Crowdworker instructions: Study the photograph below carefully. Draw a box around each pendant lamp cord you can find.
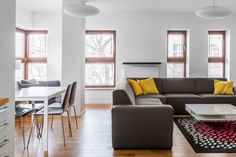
[81,0,86,5]
[212,0,216,6]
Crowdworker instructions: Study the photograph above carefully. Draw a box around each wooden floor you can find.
[15,105,236,157]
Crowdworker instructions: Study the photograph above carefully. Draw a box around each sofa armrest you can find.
[112,105,173,149]
[113,79,135,105]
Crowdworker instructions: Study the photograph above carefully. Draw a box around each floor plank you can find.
[15,105,236,157]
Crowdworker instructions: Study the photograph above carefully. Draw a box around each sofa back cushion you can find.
[195,78,227,94]
[162,78,196,94]
[153,78,163,94]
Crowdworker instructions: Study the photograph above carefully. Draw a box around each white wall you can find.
[62,0,85,115]
[86,12,236,104]
[32,13,62,81]
[0,0,15,156]
[86,89,112,104]
[16,6,32,28]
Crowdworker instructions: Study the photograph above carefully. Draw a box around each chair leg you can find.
[21,117,26,149]
[61,115,66,146]
[35,116,41,139]
[72,105,78,129]
[41,116,44,138]
[67,111,72,137]
[51,115,54,130]
[26,116,35,148]
[19,117,21,129]
[38,116,44,138]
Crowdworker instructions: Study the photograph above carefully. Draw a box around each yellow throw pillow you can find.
[138,78,159,95]
[128,79,144,96]
[214,80,234,95]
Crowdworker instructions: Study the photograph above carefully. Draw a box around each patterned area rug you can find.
[174,117,236,153]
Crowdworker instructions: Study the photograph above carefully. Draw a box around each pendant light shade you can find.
[195,0,232,19]
[64,4,100,18]
[195,6,232,19]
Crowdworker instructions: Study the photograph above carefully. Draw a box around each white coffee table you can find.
[185,104,236,121]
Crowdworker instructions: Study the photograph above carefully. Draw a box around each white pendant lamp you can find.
[64,0,100,18]
[195,0,232,19]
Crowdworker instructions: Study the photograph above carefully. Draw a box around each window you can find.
[85,30,116,88]
[15,28,48,81]
[208,31,225,78]
[167,31,187,77]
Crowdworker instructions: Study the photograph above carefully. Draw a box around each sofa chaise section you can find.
[112,79,174,149]
[112,105,173,149]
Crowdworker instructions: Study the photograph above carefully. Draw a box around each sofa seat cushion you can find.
[199,94,236,106]
[165,94,203,114]
[136,94,166,104]
[135,97,163,105]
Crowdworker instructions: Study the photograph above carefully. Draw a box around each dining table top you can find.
[15,86,67,100]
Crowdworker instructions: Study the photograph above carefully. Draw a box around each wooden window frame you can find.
[85,30,116,88]
[208,31,226,78]
[167,30,187,77]
[16,28,48,80]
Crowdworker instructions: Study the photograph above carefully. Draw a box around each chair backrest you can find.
[62,84,72,110]
[69,82,77,106]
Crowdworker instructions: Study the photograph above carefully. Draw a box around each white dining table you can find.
[15,86,67,156]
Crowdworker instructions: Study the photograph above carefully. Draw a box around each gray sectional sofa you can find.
[112,77,236,149]
[113,78,236,114]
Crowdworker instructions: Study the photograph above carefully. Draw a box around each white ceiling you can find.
[16,0,236,13]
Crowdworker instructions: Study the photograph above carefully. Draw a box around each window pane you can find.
[168,34,185,58]
[208,34,223,58]
[16,32,24,58]
[85,63,114,86]
[29,34,47,58]
[28,63,47,81]
[15,60,24,81]
[208,63,223,78]
[85,33,114,57]
[167,63,184,78]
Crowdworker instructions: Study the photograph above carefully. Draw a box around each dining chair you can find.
[69,81,78,129]
[35,84,72,146]
[15,104,41,149]
[49,82,78,134]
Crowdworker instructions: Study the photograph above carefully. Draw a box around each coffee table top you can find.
[185,104,236,121]
[186,104,236,115]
